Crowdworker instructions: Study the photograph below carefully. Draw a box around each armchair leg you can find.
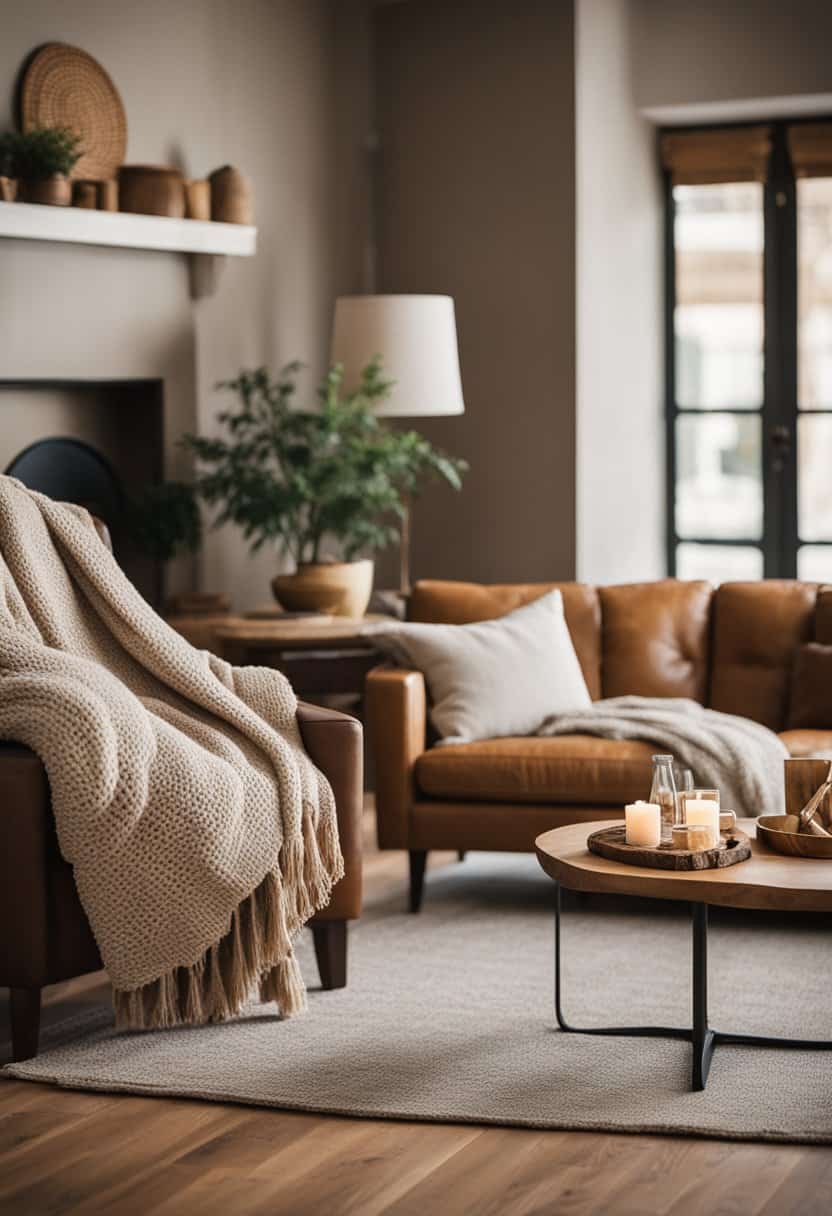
[10,987,41,1062]
[311,921,348,990]
[409,849,427,913]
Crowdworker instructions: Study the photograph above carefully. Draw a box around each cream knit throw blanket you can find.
[0,477,342,1030]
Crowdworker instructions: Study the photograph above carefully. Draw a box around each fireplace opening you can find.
[0,379,165,607]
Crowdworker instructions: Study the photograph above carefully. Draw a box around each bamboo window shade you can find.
[660,126,772,184]
[788,124,832,178]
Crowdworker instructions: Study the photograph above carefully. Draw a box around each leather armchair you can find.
[0,701,363,1061]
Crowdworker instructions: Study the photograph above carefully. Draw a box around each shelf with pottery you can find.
[0,200,256,257]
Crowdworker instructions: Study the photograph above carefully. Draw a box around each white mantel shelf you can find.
[0,201,257,257]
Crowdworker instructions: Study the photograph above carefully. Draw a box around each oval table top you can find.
[535,819,832,913]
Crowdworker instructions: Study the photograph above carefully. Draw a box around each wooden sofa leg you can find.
[10,987,41,1062]
[409,850,427,913]
[312,921,347,990]
[458,850,467,862]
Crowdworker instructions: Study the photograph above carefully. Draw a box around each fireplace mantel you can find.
[0,201,256,257]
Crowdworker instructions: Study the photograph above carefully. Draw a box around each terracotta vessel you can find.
[19,174,72,206]
[72,180,98,209]
[98,180,118,211]
[118,165,185,217]
[0,176,17,202]
[209,165,253,224]
[185,179,211,220]
[272,560,374,619]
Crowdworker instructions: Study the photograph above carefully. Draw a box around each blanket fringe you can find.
[113,802,341,1031]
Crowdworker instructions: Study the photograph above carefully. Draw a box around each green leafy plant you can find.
[0,126,83,179]
[127,481,202,563]
[182,358,467,565]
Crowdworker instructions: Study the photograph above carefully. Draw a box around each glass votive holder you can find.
[679,789,721,848]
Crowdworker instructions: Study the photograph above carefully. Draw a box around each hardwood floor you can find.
[1,804,829,1216]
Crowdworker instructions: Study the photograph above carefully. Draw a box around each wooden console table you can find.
[212,615,386,701]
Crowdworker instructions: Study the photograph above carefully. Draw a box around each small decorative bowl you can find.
[757,814,832,859]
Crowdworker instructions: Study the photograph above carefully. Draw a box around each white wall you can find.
[0,0,338,609]
[575,0,665,585]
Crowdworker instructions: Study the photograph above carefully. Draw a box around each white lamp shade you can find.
[330,294,465,417]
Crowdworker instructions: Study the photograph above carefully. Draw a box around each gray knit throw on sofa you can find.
[539,696,788,817]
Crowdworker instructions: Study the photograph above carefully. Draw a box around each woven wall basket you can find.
[20,43,127,181]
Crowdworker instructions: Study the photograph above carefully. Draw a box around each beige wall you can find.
[575,0,664,584]
[373,0,576,585]
[0,0,338,609]
[631,0,832,119]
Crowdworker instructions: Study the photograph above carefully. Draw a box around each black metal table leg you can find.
[553,882,832,1093]
[691,901,715,1091]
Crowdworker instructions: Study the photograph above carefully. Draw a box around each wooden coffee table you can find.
[536,819,832,1091]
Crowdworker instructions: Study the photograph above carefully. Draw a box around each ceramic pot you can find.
[272,559,374,619]
[208,165,253,224]
[19,174,72,206]
[185,179,211,220]
[72,180,99,209]
[118,165,185,217]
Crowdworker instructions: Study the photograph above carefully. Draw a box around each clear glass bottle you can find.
[649,754,678,844]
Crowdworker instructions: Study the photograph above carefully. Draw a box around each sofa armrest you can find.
[364,666,427,849]
[296,701,363,921]
[0,743,53,984]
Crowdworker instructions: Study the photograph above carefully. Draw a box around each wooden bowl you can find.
[118,165,185,217]
[757,815,832,859]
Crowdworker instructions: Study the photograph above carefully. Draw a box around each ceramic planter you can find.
[18,174,72,206]
[271,559,374,619]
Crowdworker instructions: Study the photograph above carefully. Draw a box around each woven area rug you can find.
[5,854,831,1143]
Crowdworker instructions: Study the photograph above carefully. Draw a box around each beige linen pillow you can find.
[365,590,591,745]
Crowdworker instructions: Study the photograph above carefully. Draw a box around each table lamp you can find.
[330,294,465,595]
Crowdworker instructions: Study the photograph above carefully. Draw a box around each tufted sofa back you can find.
[408,577,828,732]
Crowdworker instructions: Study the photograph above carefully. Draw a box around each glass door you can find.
[797,176,832,581]
[665,120,832,582]
[670,181,767,581]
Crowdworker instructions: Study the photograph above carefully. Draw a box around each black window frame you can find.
[663,116,832,581]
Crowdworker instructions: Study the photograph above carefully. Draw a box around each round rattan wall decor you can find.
[19,43,127,181]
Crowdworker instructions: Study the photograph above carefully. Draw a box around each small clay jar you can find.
[209,165,253,224]
[98,180,118,211]
[118,165,185,217]
[72,180,99,209]
[19,174,72,206]
[185,178,211,221]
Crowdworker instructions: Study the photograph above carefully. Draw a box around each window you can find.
[663,121,832,581]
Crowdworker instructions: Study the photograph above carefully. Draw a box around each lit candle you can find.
[625,801,661,847]
[684,799,720,849]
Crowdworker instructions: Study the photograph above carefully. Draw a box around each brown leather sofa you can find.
[366,578,832,910]
[0,701,363,1062]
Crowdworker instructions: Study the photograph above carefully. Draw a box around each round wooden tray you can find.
[587,825,751,871]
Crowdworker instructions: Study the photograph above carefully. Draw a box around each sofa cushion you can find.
[415,734,655,804]
[710,581,817,730]
[786,643,832,729]
[368,591,591,746]
[600,580,712,702]
[409,579,602,699]
[779,729,832,758]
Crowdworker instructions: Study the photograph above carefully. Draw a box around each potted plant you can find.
[0,126,82,206]
[183,359,467,617]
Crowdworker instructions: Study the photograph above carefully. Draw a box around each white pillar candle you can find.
[625,801,661,848]
[684,799,720,849]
